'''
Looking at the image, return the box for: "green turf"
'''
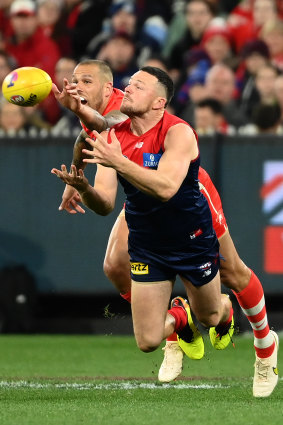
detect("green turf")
[0,334,282,425]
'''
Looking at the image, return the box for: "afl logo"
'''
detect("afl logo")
[10,95,24,104]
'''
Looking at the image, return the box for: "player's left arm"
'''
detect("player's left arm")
[82,124,198,202]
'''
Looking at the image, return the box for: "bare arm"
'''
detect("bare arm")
[82,124,199,202]
[51,164,118,216]
[52,80,127,131]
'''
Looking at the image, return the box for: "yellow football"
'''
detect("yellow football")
[2,66,52,107]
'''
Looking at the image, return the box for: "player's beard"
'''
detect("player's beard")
[120,102,148,117]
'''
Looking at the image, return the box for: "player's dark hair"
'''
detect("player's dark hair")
[140,66,174,106]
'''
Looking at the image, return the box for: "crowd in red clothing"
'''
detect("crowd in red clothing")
[1,0,283,136]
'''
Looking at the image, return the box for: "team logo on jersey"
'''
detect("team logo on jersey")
[131,262,149,275]
[199,261,212,277]
[189,228,203,239]
[143,153,162,168]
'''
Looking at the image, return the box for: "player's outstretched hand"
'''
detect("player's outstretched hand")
[59,185,85,214]
[51,165,90,209]
[82,129,123,168]
[52,78,81,112]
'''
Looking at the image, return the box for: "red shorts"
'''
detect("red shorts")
[198,167,228,239]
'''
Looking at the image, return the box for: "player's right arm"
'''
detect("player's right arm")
[52,80,127,131]
[58,129,90,214]
[51,164,118,216]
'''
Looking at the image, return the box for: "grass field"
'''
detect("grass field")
[0,333,282,425]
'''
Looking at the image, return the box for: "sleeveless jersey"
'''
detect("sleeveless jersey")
[112,111,214,251]
[81,88,124,137]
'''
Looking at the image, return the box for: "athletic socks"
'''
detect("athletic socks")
[120,291,131,303]
[168,305,188,333]
[233,269,275,358]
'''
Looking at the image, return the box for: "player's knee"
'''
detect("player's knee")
[198,311,221,328]
[136,335,160,353]
[103,257,116,280]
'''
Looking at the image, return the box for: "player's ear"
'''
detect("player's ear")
[104,82,113,98]
[152,96,167,110]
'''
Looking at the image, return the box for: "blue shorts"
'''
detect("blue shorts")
[129,234,220,287]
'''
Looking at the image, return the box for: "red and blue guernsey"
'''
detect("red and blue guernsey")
[112,111,217,255]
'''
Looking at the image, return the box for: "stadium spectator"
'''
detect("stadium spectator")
[4,0,60,81]
[0,0,14,42]
[167,0,216,82]
[274,74,283,123]
[252,102,283,133]
[254,64,279,105]
[0,98,50,135]
[229,0,279,53]
[260,19,283,72]
[37,0,72,57]
[194,97,236,135]
[84,0,138,61]
[96,32,139,91]
[62,0,111,60]
[51,57,81,134]
[0,98,27,135]
[236,39,271,119]
[3,0,62,124]
[203,63,248,127]
[200,20,235,67]
[0,50,16,95]
[239,102,283,134]
[175,56,210,123]
[141,54,169,73]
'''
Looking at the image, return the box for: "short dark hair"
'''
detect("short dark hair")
[140,66,174,106]
[252,102,281,130]
[196,98,223,115]
[186,0,217,17]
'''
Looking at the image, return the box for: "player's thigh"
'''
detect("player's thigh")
[131,279,173,342]
[181,272,222,324]
[218,230,250,290]
[104,209,129,267]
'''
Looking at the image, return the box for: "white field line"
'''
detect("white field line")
[0,380,228,391]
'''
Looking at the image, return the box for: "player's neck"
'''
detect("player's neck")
[130,110,164,136]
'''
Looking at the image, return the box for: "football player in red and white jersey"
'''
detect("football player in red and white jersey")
[52,64,278,398]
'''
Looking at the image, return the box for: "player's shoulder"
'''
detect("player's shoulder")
[112,117,131,131]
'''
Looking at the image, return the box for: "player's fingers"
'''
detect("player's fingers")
[82,148,95,157]
[85,137,96,147]
[70,164,79,176]
[78,169,85,178]
[51,168,62,177]
[109,128,117,140]
[70,199,85,214]
[51,83,60,95]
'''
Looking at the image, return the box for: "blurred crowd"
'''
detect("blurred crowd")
[1,0,283,136]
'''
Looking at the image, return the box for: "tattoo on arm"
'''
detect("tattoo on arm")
[72,130,92,170]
